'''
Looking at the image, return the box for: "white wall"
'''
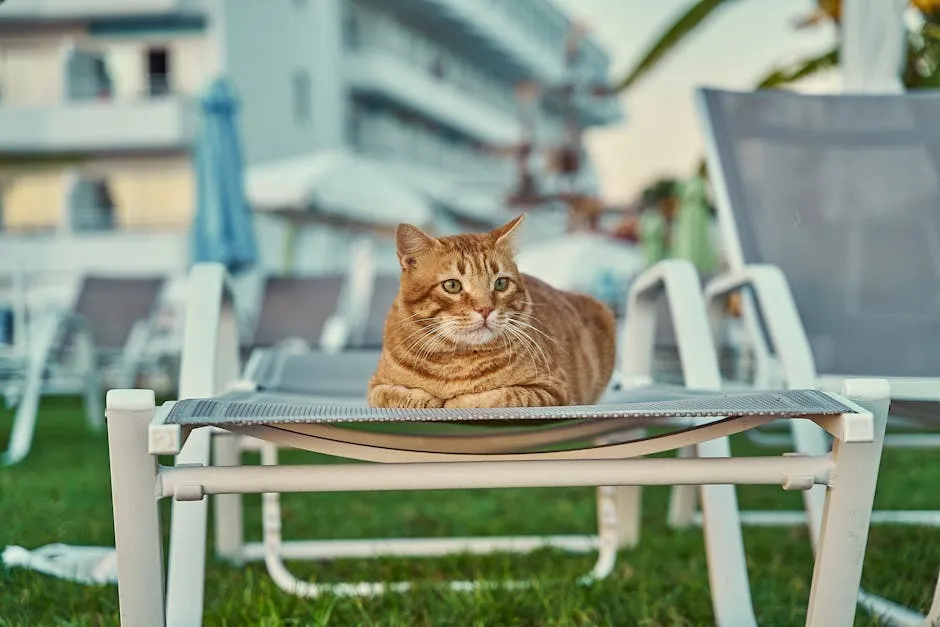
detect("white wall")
[213,0,346,165]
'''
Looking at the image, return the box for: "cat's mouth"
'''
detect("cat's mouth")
[456,323,500,345]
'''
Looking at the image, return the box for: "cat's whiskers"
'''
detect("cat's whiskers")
[408,318,463,361]
[401,318,453,354]
[391,314,438,330]
[399,324,439,351]
[503,321,549,378]
[513,314,568,355]
[507,317,553,369]
[419,329,458,361]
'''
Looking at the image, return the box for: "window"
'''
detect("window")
[292,69,312,124]
[71,178,115,232]
[146,46,170,97]
[343,4,360,48]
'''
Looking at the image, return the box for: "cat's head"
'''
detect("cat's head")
[394,214,529,347]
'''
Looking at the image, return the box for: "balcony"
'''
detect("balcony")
[0,0,203,21]
[394,0,622,127]
[344,50,519,145]
[0,97,195,154]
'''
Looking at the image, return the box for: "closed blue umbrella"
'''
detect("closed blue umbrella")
[190,77,257,275]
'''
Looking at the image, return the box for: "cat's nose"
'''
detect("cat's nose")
[476,306,494,320]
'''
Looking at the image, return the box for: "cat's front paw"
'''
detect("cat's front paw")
[443,390,504,409]
[369,384,444,409]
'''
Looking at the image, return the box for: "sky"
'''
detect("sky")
[554,0,840,204]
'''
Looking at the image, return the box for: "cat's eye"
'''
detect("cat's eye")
[442,279,462,294]
[493,277,510,292]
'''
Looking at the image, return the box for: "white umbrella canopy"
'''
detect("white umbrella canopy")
[515,232,644,295]
[840,0,909,93]
[245,149,433,228]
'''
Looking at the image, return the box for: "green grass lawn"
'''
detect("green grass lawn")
[1,397,938,626]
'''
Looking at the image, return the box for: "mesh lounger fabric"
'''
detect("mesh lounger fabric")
[164,388,853,427]
[890,400,940,424]
[702,88,940,379]
[250,275,345,348]
[65,276,164,351]
[252,350,381,397]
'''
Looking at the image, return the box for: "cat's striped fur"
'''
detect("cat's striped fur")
[368,214,617,409]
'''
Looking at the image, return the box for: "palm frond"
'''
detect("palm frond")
[753,46,839,89]
[613,0,731,93]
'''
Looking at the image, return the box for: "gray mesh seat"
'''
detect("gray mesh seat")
[700,87,940,420]
[74,276,165,352]
[241,273,380,398]
[247,275,345,350]
[252,350,380,397]
[55,276,165,362]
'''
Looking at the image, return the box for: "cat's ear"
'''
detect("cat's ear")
[490,213,526,248]
[396,223,437,270]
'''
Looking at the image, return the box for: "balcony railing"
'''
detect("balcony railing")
[345,49,518,145]
[0,95,195,153]
[0,0,203,20]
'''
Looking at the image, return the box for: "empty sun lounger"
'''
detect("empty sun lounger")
[2,273,166,466]
[696,85,940,626]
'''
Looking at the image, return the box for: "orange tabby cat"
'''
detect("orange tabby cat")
[368,214,617,409]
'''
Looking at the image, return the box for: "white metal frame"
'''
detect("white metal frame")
[694,87,940,626]
[106,370,890,626]
[0,309,102,466]
[105,261,893,626]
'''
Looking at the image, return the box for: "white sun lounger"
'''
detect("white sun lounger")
[213,242,387,567]
[2,273,166,466]
[695,85,940,626]
[104,261,890,627]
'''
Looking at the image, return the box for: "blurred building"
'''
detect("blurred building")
[0,0,621,295]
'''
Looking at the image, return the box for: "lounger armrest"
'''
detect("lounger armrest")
[178,263,241,399]
[621,259,721,390]
[319,314,351,353]
[703,265,817,388]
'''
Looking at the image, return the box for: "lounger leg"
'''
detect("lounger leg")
[589,486,620,580]
[927,570,940,626]
[698,437,758,627]
[792,419,829,548]
[667,446,698,528]
[82,367,104,433]
[0,363,42,466]
[805,380,889,627]
[165,427,211,627]
[0,312,61,466]
[75,327,104,433]
[106,390,165,627]
[213,431,244,564]
[597,428,644,550]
